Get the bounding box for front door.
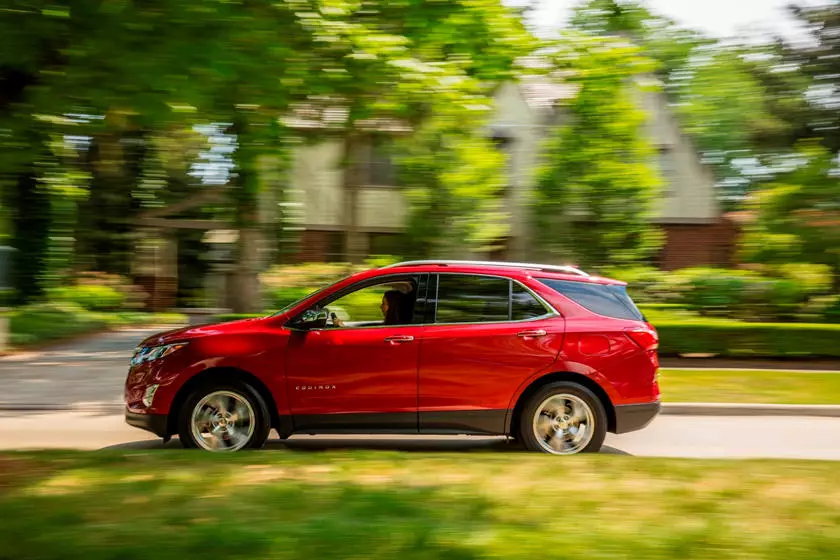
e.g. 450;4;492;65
285;274;427;432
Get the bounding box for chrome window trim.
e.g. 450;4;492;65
429;272;560;326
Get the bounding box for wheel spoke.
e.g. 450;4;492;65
532;393;595;455
191;390;256;452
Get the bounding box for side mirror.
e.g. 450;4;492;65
290;308;329;330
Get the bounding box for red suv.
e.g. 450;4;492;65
125;260;660;454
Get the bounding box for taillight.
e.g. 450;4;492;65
624;326;659;351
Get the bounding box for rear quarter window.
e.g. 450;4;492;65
538;279;645;321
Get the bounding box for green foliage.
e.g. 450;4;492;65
670;46;793;190
800;295;840;324
766;263;833;296
8;302;108;346
740;141;840;284
654;267;811;321
654;320;840;359
264;286;318;312
8;302;184;347
397;118;508;258
47;284;124;311
535;33;664;267
599;266;667;303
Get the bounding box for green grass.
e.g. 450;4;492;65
1;451;839;559
660;368;840;405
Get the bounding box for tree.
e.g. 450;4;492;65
740;140;840;288
534;33;663;267
781;3;840;153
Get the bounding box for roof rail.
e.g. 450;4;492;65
383;260;590;277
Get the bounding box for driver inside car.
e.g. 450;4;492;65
332;289;408;328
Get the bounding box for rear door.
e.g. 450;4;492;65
417;273;564;434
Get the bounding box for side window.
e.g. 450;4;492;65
313;277;420;328
539;279;644;321
435;275;510;324
511;284;549;320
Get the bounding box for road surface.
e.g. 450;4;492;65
1;411;839;460
0;327;161;409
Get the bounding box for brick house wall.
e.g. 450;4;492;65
657;219;740;271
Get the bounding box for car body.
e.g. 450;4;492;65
125;260;660;454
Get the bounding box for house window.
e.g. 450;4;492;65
658;145;676;197
325;231;346;263
491;131;515;197
366;140;396;186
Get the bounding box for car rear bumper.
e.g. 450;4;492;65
613;401;660;434
125;408;168;438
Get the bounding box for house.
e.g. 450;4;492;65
287;79;736;269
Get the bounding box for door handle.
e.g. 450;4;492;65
517;329;547;338
384;335;415;344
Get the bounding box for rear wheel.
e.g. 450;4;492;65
518;382;606;455
178;381;270;452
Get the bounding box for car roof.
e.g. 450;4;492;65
379;260;625;286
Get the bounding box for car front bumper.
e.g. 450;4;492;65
125;408;169;438
613;400;660;434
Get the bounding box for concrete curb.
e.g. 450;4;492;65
661;403;840;418
0;403;124;414
2;402;840;418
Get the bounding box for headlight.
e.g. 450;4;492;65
130;343;188;367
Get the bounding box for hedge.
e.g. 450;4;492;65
655;321;840;358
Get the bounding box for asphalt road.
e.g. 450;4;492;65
2;411;839;460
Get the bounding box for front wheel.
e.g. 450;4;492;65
518;382;607;455
178;381;270;452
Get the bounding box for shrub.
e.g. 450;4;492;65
9;302;109;346
264;286;318;311
261;263;358;290
48;284;125;311
800;295;840;324
600;266;668;303
663;268;753;314
766;263;833;296
657;267;811;321
654;319;840;358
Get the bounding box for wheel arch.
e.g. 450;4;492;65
165;367;286;437
506;372;616;437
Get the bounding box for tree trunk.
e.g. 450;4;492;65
228;115;264;313
341;135;368;263
9;171;50;303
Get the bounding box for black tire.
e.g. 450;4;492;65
178;380;270;451
518;381;607;455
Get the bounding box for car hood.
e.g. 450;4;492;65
138;317;265;347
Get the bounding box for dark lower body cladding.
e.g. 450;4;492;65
613;401;660;434
125;408;168;438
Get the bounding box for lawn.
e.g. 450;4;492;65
1;451;839;559
660;368;840;405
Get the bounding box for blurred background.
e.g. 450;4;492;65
2;4;840;558
1;0;839;355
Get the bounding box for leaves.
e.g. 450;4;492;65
534;32;663;267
